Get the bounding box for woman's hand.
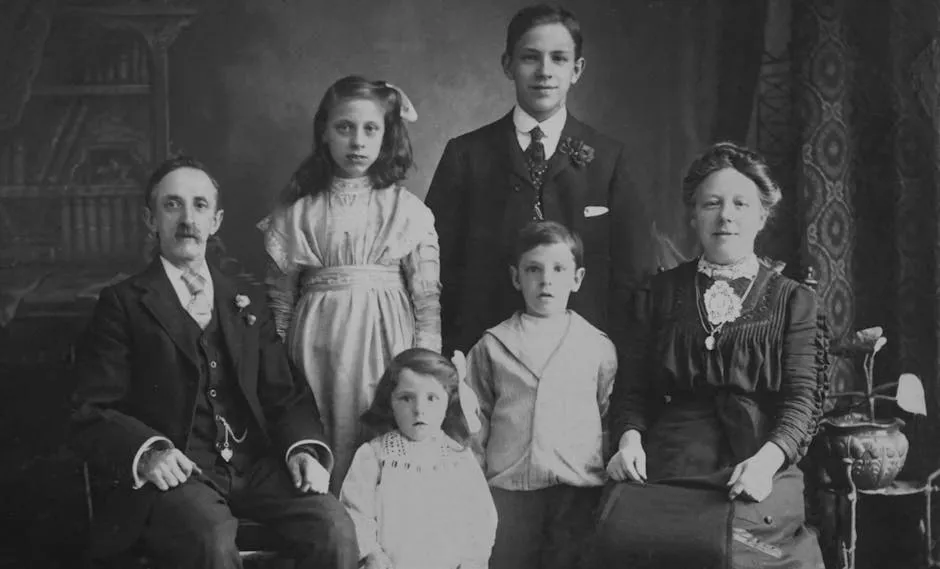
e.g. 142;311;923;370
363;550;394;569
606;430;647;482
727;443;785;502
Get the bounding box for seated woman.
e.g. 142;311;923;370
600;142;825;569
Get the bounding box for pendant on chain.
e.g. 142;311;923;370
532;201;544;221
705;335;716;351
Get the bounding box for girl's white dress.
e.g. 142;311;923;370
340;430;498;569
261;176;441;492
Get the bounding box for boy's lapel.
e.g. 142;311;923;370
487;313;541;380
500;113;536;190
541;115;590;225
542;114;586;184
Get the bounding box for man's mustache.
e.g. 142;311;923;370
174;225;202;240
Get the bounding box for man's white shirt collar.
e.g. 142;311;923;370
159;256;214;310
513;106;568;159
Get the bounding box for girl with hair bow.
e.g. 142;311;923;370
259;76;441;493
340;348;496;569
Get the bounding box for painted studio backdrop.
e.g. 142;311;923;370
3;1;940;568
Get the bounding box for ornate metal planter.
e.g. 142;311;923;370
820;413;909;490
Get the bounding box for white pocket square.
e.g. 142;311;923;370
584;206;609;218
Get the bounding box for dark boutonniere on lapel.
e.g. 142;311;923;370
234;294;256;326
558;136;595;168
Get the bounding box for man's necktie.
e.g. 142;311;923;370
181;270;212;329
525;126;548;220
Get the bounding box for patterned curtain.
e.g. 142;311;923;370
792;0;940;478
790;5;940;564
0;0;57;131
791;0;857;395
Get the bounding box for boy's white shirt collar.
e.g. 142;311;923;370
489;310;589;357
159;255;214;310
513;105;568;159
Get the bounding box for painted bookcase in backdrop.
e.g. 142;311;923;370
0;1;196;267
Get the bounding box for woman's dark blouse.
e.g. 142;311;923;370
609;260;823;466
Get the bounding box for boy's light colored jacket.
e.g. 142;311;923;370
466;311;618;491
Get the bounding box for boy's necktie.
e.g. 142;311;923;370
525;126;548;220
181;270;212;329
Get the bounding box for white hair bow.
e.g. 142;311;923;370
451;350;481;433
384;82;418;123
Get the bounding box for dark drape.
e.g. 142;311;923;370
793;0;940;472
712;0;768;142
792;1;940;565
642;0;770;268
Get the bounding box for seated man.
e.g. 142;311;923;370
70;155;358;569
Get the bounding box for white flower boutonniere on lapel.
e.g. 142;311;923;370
234;294;256;325
559;136;595;168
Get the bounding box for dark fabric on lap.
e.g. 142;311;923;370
645;398;729;480
594;481;732;569
599;397;824;568
729;467;824;569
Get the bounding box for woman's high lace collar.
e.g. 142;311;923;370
330;176;372;194
697;253;759;281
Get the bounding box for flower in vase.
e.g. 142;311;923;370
895;373;927;416
830;326;887;356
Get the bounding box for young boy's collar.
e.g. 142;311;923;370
512;105;568;137
513;106;568;158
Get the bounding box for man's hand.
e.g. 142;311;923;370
288;451;329;494
138;448;202;491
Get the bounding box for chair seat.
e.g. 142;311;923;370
235;519;281;557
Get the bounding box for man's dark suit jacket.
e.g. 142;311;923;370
70;258;328;556
426;111;646;355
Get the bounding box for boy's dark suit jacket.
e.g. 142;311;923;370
70;258;327;557
426;111;644;355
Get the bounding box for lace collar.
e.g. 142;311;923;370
697;254;759;281
330;176;372;194
380;430;461;461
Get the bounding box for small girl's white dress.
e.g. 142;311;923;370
340;430;497;569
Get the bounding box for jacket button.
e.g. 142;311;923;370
208;388;217;398
663;395;672;404
209;361;217;369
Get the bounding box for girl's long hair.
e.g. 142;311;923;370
279;75;414;206
361;348;472;445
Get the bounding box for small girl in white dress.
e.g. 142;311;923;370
340;348;497;569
